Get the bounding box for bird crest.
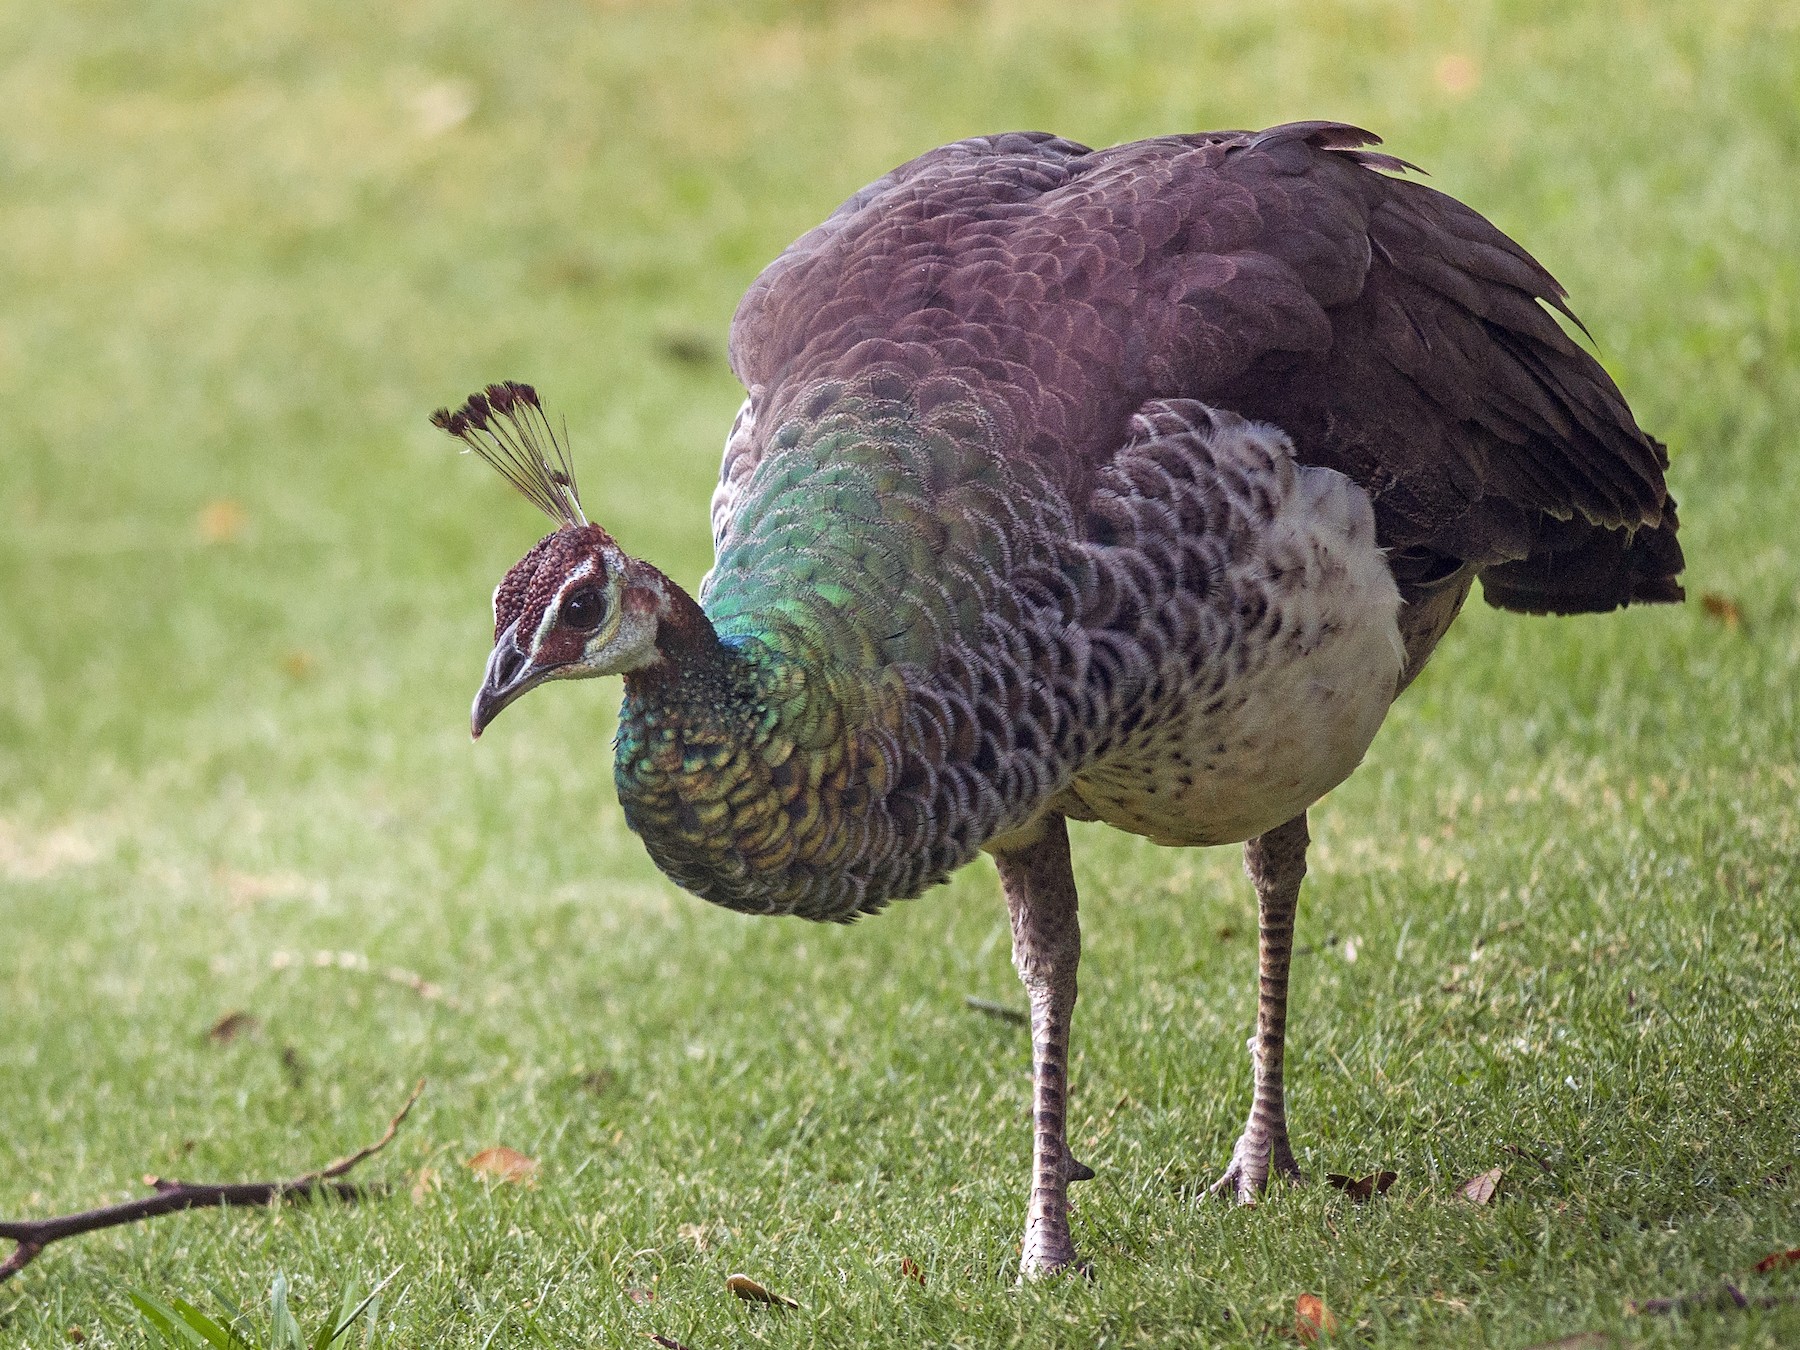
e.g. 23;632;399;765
432;381;586;529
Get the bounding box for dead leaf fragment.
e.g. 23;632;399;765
466;1146;538;1185
0;817;105;881
1460;1166;1503;1205
219;869;316;908
677;1222;711;1252
900;1256;924;1286
726;1273;798;1308
1701;592;1745;631
1754;1247;1800;1274
412;79;477;137
1433;53;1481;96
658;331;715;368
647;1337;694;1350
1326;1169;1396;1202
1294;1293;1340;1342
279;1044;306;1089
625;1286;656;1307
207;1010;259;1043
197;498;248;544
66;1328;85;1344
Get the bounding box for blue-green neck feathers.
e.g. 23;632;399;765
614;377;1061;919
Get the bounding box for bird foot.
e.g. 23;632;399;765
1209;1129;1304;1205
1017;1148;1096;1277
1020;1239;1095;1281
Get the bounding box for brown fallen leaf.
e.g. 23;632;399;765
647;1337;694;1350
1755;1247;1800;1274
197;498;248;544
900;1256;924;1286
66;1329;85;1344
207;1010;259;1043
1433;53;1481;96
1701;592;1746;631
1460;1166;1503;1205
1326;1169;1396;1202
1294;1293;1340;1342
726;1274;798;1308
466;1146;538;1185
625;1286;656;1307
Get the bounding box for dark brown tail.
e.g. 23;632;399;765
1476;498;1685;615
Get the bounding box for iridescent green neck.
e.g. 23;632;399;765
612;376;1057;920
701;384;1012;672
612;576;901;920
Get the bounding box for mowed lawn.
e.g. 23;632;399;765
3;1;1797;1345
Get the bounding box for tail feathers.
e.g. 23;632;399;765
1476;500;1685;615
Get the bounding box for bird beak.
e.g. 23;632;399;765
471;621;541;739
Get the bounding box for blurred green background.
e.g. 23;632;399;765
2;1;1797;1345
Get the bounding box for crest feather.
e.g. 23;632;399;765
432;381;586;528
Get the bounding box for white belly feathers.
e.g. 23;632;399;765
1054;411;1405;847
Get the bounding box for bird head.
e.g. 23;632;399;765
433;383;667;737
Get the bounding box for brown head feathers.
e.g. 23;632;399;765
433;381;586;529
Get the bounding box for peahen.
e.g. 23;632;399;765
434;122;1682;1276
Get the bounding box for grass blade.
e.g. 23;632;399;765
313;1294;344;1350
128;1291;203;1347
270;1273;306;1350
325;1267;402;1345
206;1282;250;1336
171;1295;248;1349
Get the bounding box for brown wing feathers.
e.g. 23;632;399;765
728;122;1681;614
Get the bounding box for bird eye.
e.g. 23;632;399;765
560;586;606;631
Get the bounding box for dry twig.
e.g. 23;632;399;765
0;1080;423;1284
1628;1280;1799;1317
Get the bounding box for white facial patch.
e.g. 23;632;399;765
531;556;600;657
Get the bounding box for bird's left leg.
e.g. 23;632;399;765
1211;810;1310;1204
992;814;1094;1277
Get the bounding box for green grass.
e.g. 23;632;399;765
3;0;1798;1344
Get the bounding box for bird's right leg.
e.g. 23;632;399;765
1211;810;1309;1204
992;814;1094;1277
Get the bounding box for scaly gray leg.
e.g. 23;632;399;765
992;814;1094;1276
1211;811;1310;1203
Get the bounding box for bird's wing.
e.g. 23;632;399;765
721;122;1677;625
1194;124;1674;579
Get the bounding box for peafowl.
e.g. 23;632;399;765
434;122;1682;1276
